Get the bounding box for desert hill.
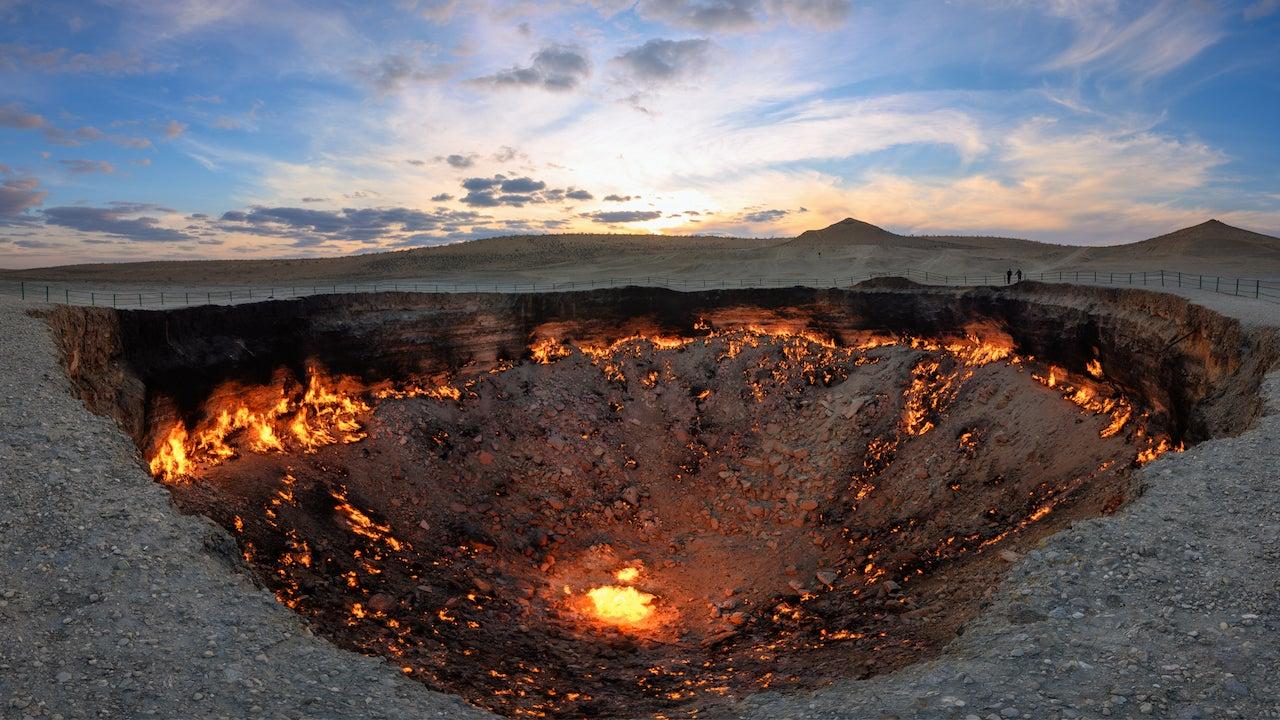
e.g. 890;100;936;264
1075;219;1280;262
787;217;1054;253
3;218;1278;287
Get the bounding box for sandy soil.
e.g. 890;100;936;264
2;218;1278;290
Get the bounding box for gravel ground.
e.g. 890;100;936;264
1;291;1277;720
0;296;493;720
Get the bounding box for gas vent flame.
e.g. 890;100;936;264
148;423;190;479
587;585;654;627
148;369;382;482
1086;358;1104;378
586;566;655;628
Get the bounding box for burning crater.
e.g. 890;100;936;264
48;283;1276;718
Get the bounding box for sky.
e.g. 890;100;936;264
1;0;1279;267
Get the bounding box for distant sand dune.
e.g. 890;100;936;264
3;218;1278;287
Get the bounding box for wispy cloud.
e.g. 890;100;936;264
470;44;592;91
0;102;152;148
0;43;164;74
612;38;717;84
43;204;190;242
1;0;1275;262
636;0;852;32
60;159;117;174
1041;2;1224;83
0;174;47;223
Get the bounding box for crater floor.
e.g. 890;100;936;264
15;283;1276;720
157;328;1161;717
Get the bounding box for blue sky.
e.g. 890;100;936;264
1;0;1278;267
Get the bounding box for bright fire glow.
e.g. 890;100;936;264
145;368;412;482
586;585;655;627
148;422;190;479
1086;358;1104;378
615;566;641;583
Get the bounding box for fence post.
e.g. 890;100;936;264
1177;271;1182;287
1160;270;1164;287
45;285;49;302
137;293;142;306
64;289;69;303
186;292;190;304
20;282;24;300
1257;280;1261;299
1235;278;1240;295
160;292;165;306
91;292;95;306
112;293;117;306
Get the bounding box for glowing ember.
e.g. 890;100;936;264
586;585;656;627
615;566;641;583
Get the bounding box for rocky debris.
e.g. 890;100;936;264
0;298;494;720
14;285;1280;720
735;370;1280;720
140;324;1178;718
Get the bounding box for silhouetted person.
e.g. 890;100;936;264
1006;268;1012;284
1016;268;1023;282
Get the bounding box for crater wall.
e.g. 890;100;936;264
45;281;1279;450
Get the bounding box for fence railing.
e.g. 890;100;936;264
1;268;1276;307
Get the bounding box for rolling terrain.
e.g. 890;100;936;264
3;218;1278;287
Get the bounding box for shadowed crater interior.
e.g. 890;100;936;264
46;283;1277;718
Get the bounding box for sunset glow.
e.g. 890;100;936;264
1;1;1278;266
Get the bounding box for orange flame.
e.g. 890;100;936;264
586;585;655;627
147;368;372;482
1086;358;1104;378
148;422;191;479
530;337;572;364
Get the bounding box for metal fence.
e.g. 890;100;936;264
1;267;1277;307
